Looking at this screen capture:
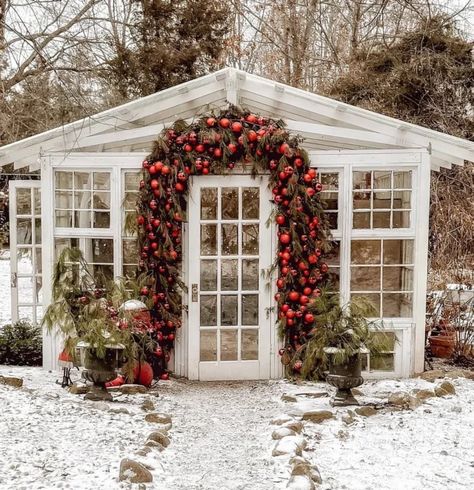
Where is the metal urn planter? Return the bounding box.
[78,342,125,401]
[325,352,364,407]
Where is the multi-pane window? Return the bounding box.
[55,237,114,287]
[319,172,339,230]
[361,331,397,372]
[352,170,411,229]
[350,239,414,317]
[122,171,141,278]
[55,171,111,229]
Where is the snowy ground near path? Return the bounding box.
[282,376,474,490]
[2,365,474,490]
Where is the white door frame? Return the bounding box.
[187,174,273,380]
[9,180,42,325]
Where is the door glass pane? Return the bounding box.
[93,211,110,228]
[221,188,238,219]
[122,240,139,264]
[373,192,391,209]
[351,293,380,316]
[125,172,141,191]
[242,294,258,325]
[200,330,217,361]
[75,191,92,209]
[393,171,412,189]
[374,171,391,189]
[91,239,113,263]
[221,295,238,326]
[55,210,73,228]
[221,224,238,255]
[221,259,238,290]
[93,192,110,209]
[75,211,91,228]
[221,329,238,361]
[93,265,114,287]
[241,329,258,360]
[393,191,411,209]
[353,171,371,189]
[242,224,258,255]
[201,188,217,219]
[201,224,217,255]
[242,259,259,290]
[383,293,413,317]
[17,249,33,274]
[16,188,31,215]
[393,211,410,228]
[242,188,259,219]
[17,219,32,244]
[34,189,41,215]
[55,191,73,209]
[18,277,33,301]
[353,192,371,209]
[373,211,391,228]
[200,295,217,325]
[353,212,370,228]
[18,307,33,322]
[371,354,395,371]
[201,260,217,291]
[34,219,41,244]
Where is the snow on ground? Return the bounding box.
[282,377,474,490]
[1,365,474,489]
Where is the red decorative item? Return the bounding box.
[133,362,154,387]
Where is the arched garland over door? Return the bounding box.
[135,108,331,377]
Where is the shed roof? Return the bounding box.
[0,67,473,172]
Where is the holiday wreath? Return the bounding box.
[135,107,331,376]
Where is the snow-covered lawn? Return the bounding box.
[1,365,473,489]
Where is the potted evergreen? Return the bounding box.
[43,247,151,400]
[302,295,393,406]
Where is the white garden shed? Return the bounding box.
[1,67,473,380]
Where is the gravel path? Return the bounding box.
[155,380,286,489]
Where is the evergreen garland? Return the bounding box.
[136,107,332,376]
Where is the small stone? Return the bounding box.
[283,421,304,433]
[109,407,130,415]
[342,410,356,425]
[272,427,296,440]
[444,370,466,380]
[388,391,411,407]
[118,384,147,395]
[282,394,298,402]
[355,406,377,417]
[302,410,334,423]
[141,399,155,411]
[418,370,445,382]
[272,436,304,457]
[450,405,462,413]
[68,384,89,395]
[0,376,23,388]
[287,474,315,490]
[351,388,364,396]
[145,412,172,425]
[136,447,152,457]
[415,389,435,401]
[435,380,456,397]
[408,396,422,410]
[119,458,153,483]
[271,415,293,425]
[147,430,170,448]
[93,402,109,411]
[144,440,165,451]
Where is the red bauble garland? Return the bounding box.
[136,108,330,375]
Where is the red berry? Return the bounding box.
[219,118,230,128]
[279,233,291,245]
[207,117,216,127]
[231,121,243,133]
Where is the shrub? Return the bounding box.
[0,320,42,366]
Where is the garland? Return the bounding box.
[136,107,330,376]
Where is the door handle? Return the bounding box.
[191,283,199,302]
[11,272,17,288]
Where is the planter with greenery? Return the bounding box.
[43,247,157,398]
[301,295,393,406]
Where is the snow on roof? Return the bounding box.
[0,67,473,172]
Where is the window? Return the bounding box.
[54,171,111,229]
[55,237,114,287]
[350,239,414,317]
[122,171,141,278]
[352,170,411,229]
[319,172,339,230]
[361,331,397,372]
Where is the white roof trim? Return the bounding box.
[0,67,472,172]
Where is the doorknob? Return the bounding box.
[11,272,17,288]
[191,283,199,302]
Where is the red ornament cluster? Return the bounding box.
[136,108,329,375]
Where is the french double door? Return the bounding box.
[188,175,272,380]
